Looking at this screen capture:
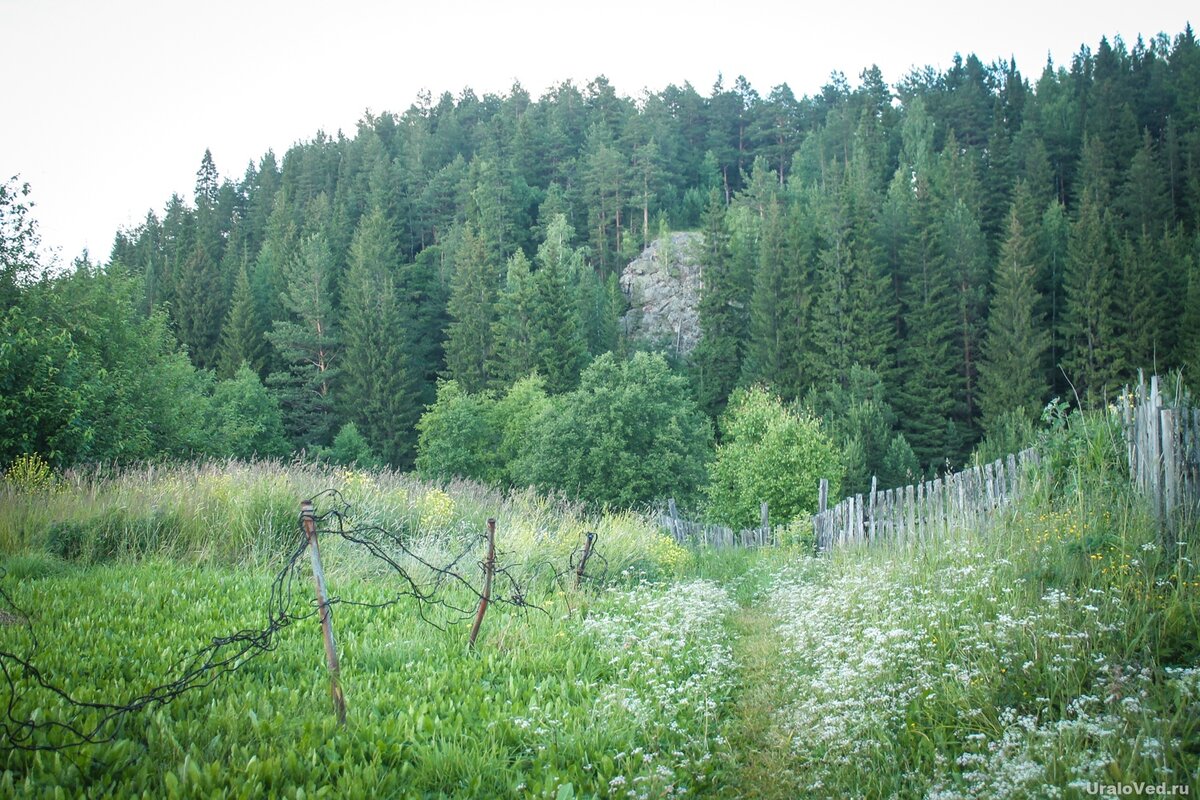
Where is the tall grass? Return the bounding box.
[0,458,692,582]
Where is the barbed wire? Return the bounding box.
[0,490,608,754]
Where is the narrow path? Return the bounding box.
[719,568,804,799]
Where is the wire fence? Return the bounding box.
[0,490,605,753]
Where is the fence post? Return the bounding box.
[575,531,596,588]
[868,476,878,544]
[468,518,496,650]
[760,502,769,547]
[1161,408,1180,548]
[300,500,347,726]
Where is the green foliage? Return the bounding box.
[318,421,381,468]
[806,365,918,494]
[207,364,291,460]
[414,380,502,484]
[267,230,340,448]
[443,224,496,393]
[530,215,589,393]
[978,188,1051,433]
[706,385,842,528]
[339,207,422,466]
[516,352,712,507]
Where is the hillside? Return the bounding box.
[5,26,1200,502]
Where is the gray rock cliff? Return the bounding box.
[619,232,704,358]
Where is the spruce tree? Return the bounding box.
[693,189,744,418]
[977,201,1050,432]
[218,265,268,378]
[1061,196,1123,405]
[490,249,539,386]
[443,225,497,393]
[340,207,422,466]
[266,231,340,447]
[531,215,589,393]
[894,177,962,469]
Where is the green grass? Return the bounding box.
[0,558,740,798]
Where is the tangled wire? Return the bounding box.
[0,489,606,754]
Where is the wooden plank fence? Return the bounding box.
[1122,373,1200,543]
[658,498,774,548]
[812,448,1041,551]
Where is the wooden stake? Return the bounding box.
[300,500,346,726]
[575,531,596,589]
[468,518,496,650]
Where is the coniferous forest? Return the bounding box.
[5,27,1200,512]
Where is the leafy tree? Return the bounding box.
[414,380,502,483]
[319,422,381,468]
[208,364,290,459]
[0,176,40,312]
[706,385,842,528]
[515,352,712,507]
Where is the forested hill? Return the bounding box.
[6,27,1200,491]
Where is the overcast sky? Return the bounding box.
[2,0,1194,263]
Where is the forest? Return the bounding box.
[4,26,1200,520]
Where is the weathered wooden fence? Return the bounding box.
[812,449,1041,551]
[1122,373,1200,541]
[659,498,773,547]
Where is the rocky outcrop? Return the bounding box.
[619,232,704,358]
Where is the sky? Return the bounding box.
[2,0,1195,264]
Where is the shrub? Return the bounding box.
[706,386,842,528]
[515,352,712,508]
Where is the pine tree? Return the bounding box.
[443,224,497,393]
[218,265,268,378]
[340,207,422,466]
[977,201,1050,432]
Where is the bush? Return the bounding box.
[515,352,712,508]
[706,386,842,528]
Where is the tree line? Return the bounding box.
[4,26,1200,514]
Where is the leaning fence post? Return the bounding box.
[575,531,596,589]
[300,499,346,726]
[468,518,496,650]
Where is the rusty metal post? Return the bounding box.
[300,500,346,725]
[575,531,596,589]
[468,518,496,650]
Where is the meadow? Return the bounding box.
[0,407,1197,798]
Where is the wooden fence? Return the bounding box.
[812,449,1040,551]
[1122,373,1200,541]
[658,498,773,548]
